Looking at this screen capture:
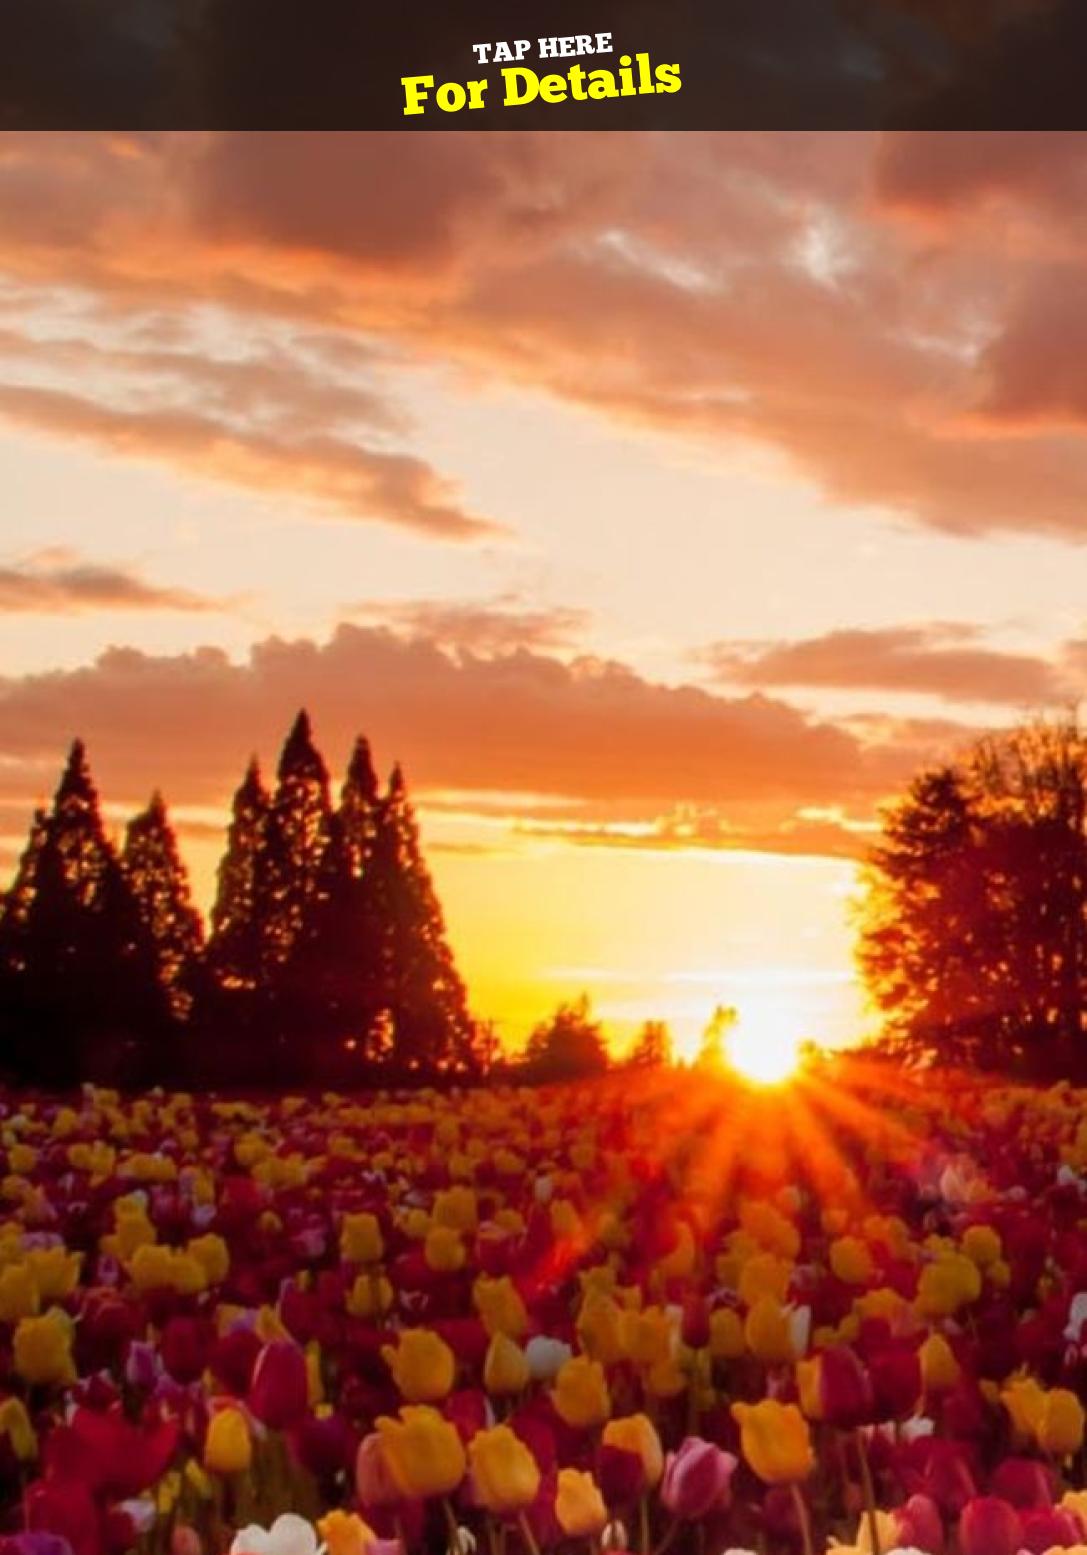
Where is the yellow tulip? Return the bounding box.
[346,1271,393,1319]
[204,1406,252,1475]
[732,1399,814,1483]
[376,1405,466,1498]
[317,1511,378,1555]
[602,1413,663,1487]
[619,1305,674,1367]
[962,1224,1001,1270]
[829,1237,874,1287]
[468,1424,541,1514]
[341,1212,384,1266]
[708,1306,745,1361]
[382,1327,456,1403]
[424,1226,466,1273]
[473,1275,528,1339]
[919,1332,960,1393]
[577,1292,625,1365]
[0,1263,39,1324]
[915,1254,981,1318]
[1038,1388,1086,1458]
[552,1355,611,1429]
[26,1247,81,1303]
[738,1252,792,1308]
[744,1296,797,1365]
[483,1333,530,1396]
[13,1310,75,1387]
[555,1467,608,1537]
[0,1396,37,1461]
[1002,1375,1047,1442]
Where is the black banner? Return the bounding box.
[2,0,1085,129]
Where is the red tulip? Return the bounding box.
[819,1345,875,1427]
[989,1456,1054,1510]
[247,1340,309,1430]
[959,1496,1023,1555]
[66,1408,180,1499]
[897,1493,944,1553]
[25,1480,101,1555]
[1019,1507,1083,1553]
[868,1342,921,1420]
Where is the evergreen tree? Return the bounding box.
[123,792,204,1019]
[206,757,270,990]
[263,709,333,967]
[0,742,168,1087]
[362,764,477,1077]
[339,735,379,877]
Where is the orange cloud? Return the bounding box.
[6,133,1087,542]
[702,623,1072,705]
[0,623,943,840]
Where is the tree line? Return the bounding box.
[0,712,481,1090]
[859,715,1087,1080]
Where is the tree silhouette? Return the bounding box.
[626,1018,673,1069]
[123,792,204,1019]
[0,743,169,1087]
[523,995,609,1081]
[206,757,270,991]
[859,717,1087,1077]
[362,764,478,1077]
[339,735,380,878]
[0,720,483,1090]
[263,710,334,968]
[695,1004,738,1067]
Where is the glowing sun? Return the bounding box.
[727,1014,804,1085]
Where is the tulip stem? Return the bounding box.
[789,1483,815,1555]
[441,1499,464,1554]
[854,1430,882,1555]
[516,1511,542,1555]
[638,1493,650,1555]
[650,1516,680,1555]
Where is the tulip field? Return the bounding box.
[5,1064,1087,1555]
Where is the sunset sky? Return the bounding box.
[2,131,1087,1056]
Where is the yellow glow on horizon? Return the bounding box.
[727,1012,804,1085]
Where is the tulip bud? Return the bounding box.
[661,1437,737,1520]
[204,1407,252,1476]
[468,1424,541,1515]
[958,1496,1022,1555]
[555,1469,607,1538]
[248,1341,309,1430]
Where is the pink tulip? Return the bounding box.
[660,1438,738,1520]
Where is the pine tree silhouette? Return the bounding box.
[363,763,478,1078]
[264,710,333,967]
[123,792,204,1019]
[339,735,379,877]
[206,757,270,991]
[0,742,169,1087]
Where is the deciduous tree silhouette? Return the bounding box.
[859,717,1087,1077]
[522,994,609,1082]
[626,1019,673,1068]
